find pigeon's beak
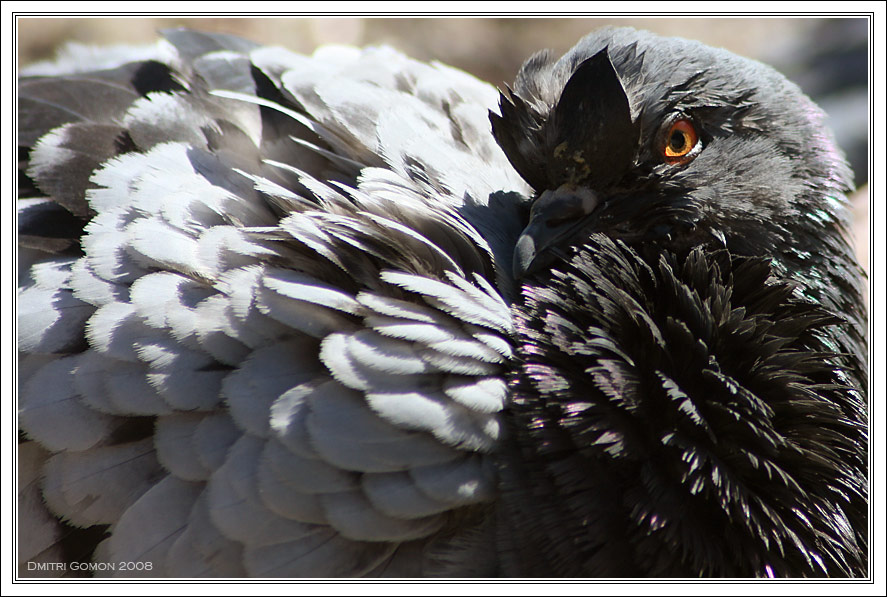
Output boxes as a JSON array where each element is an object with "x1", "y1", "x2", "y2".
[
  {"x1": 513, "y1": 185, "x2": 600, "y2": 279},
  {"x1": 506, "y1": 48, "x2": 637, "y2": 280}
]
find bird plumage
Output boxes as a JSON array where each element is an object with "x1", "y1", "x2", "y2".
[{"x1": 17, "y1": 27, "x2": 867, "y2": 578}]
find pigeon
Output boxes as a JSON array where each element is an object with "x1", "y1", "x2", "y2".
[{"x1": 17, "y1": 27, "x2": 868, "y2": 578}]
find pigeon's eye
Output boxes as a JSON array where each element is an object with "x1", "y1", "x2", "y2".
[{"x1": 662, "y1": 118, "x2": 700, "y2": 165}]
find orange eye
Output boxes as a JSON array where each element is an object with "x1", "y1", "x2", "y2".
[{"x1": 663, "y1": 119, "x2": 700, "y2": 164}]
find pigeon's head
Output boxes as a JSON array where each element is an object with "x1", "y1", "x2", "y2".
[{"x1": 490, "y1": 27, "x2": 854, "y2": 278}]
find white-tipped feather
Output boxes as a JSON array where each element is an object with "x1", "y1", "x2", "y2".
[
  {"x1": 126, "y1": 143, "x2": 275, "y2": 229},
  {"x1": 126, "y1": 218, "x2": 203, "y2": 276},
  {"x1": 365, "y1": 390, "x2": 500, "y2": 452},
  {"x1": 360, "y1": 211, "x2": 466, "y2": 274},
  {"x1": 417, "y1": 346, "x2": 502, "y2": 377},
  {"x1": 85, "y1": 301, "x2": 150, "y2": 362},
  {"x1": 192, "y1": 295, "x2": 253, "y2": 365},
  {"x1": 124, "y1": 93, "x2": 215, "y2": 151},
  {"x1": 470, "y1": 327, "x2": 514, "y2": 359},
  {"x1": 207, "y1": 268, "x2": 293, "y2": 351},
  {"x1": 139, "y1": 342, "x2": 225, "y2": 411},
  {"x1": 409, "y1": 455, "x2": 496, "y2": 505},
  {"x1": 366, "y1": 314, "x2": 459, "y2": 344},
  {"x1": 442, "y1": 375, "x2": 509, "y2": 413},
  {"x1": 425, "y1": 336, "x2": 505, "y2": 363},
  {"x1": 129, "y1": 272, "x2": 215, "y2": 345},
  {"x1": 381, "y1": 271, "x2": 512, "y2": 332},
  {"x1": 267, "y1": 384, "x2": 318, "y2": 458},
  {"x1": 358, "y1": 292, "x2": 455, "y2": 324},
  {"x1": 69, "y1": 257, "x2": 127, "y2": 307},
  {"x1": 448, "y1": 271, "x2": 513, "y2": 331},
  {"x1": 264, "y1": 159, "x2": 352, "y2": 207},
  {"x1": 338, "y1": 330, "x2": 432, "y2": 375},
  {"x1": 19, "y1": 259, "x2": 95, "y2": 354},
  {"x1": 305, "y1": 381, "x2": 458, "y2": 473},
  {"x1": 80, "y1": 210, "x2": 148, "y2": 285},
  {"x1": 196, "y1": 225, "x2": 278, "y2": 278},
  {"x1": 72, "y1": 348, "x2": 180, "y2": 417},
  {"x1": 224, "y1": 340, "x2": 320, "y2": 437},
  {"x1": 255, "y1": 283, "x2": 359, "y2": 338},
  {"x1": 210, "y1": 88, "x2": 334, "y2": 147},
  {"x1": 319, "y1": 332, "x2": 431, "y2": 393},
  {"x1": 262, "y1": 267, "x2": 362, "y2": 314},
  {"x1": 97, "y1": 355, "x2": 175, "y2": 415},
  {"x1": 87, "y1": 151, "x2": 154, "y2": 212},
  {"x1": 17, "y1": 284, "x2": 93, "y2": 354}
]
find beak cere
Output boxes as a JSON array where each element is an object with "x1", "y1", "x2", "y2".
[{"x1": 513, "y1": 185, "x2": 601, "y2": 279}]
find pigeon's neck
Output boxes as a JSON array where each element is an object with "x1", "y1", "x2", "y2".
[{"x1": 485, "y1": 239, "x2": 867, "y2": 578}]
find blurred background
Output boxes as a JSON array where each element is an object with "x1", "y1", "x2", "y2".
[{"x1": 16, "y1": 16, "x2": 869, "y2": 273}]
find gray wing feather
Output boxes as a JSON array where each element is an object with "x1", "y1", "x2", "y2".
[{"x1": 18, "y1": 28, "x2": 528, "y2": 577}]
